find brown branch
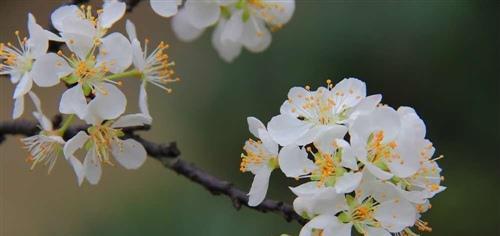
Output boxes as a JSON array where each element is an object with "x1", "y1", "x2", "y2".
[{"x1": 0, "y1": 119, "x2": 307, "y2": 225}]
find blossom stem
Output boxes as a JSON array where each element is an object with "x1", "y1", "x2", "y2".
[
  {"x1": 57, "y1": 114, "x2": 75, "y2": 136},
  {"x1": 103, "y1": 70, "x2": 143, "y2": 81}
]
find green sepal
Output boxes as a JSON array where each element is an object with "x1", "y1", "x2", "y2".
[
  {"x1": 220, "y1": 6, "x2": 231, "y2": 19},
  {"x1": 83, "y1": 83, "x2": 92, "y2": 96},
  {"x1": 337, "y1": 212, "x2": 351, "y2": 223},
  {"x1": 374, "y1": 161, "x2": 389, "y2": 171},
  {"x1": 63, "y1": 75, "x2": 79, "y2": 84},
  {"x1": 346, "y1": 195, "x2": 356, "y2": 208},
  {"x1": 353, "y1": 222, "x2": 365, "y2": 235},
  {"x1": 235, "y1": 0, "x2": 245, "y2": 9},
  {"x1": 242, "y1": 9, "x2": 250, "y2": 22},
  {"x1": 268, "y1": 157, "x2": 279, "y2": 169}
]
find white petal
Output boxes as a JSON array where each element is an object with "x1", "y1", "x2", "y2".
[
  {"x1": 221, "y1": 10, "x2": 244, "y2": 43},
  {"x1": 97, "y1": 33, "x2": 132, "y2": 73},
  {"x1": 346, "y1": 94, "x2": 381, "y2": 124},
  {"x1": 268, "y1": 114, "x2": 311, "y2": 146},
  {"x1": 150, "y1": 0, "x2": 181, "y2": 17},
  {"x1": 350, "y1": 106, "x2": 401, "y2": 143},
  {"x1": 111, "y1": 139, "x2": 147, "y2": 169},
  {"x1": 247, "y1": 116, "x2": 266, "y2": 138},
  {"x1": 59, "y1": 84, "x2": 88, "y2": 119},
  {"x1": 293, "y1": 189, "x2": 348, "y2": 217},
  {"x1": 112, "y1": 113, "x2": 151, "y2": 128},
  {"x1": 100, "y1": 0, "x2": 126, "y2": 28},
  {"x1": 314, "y1": 125, "x2": 348, "y2": 154},
  {"x1": 61, "y1": 32, "x2": 94, "y2": 59},
  {"x1": 51, "y1": 5, "x2": 80, "y2": 32},
  {"x1": 212, "y1": 18, "x2": 242, "y2": 62},
  {"x1": 28, "y1": 92, "x2": 52, "y2": 131},
  {"x1": 364, "y1": 226, "x2": 391, "y2": 236},
  {"x1": 374, "y1": 199, "x2": 417, "y2": 233},
  {"x1": 365, "y1": 162, "x2": 393, "y2": 180},
  {"x1": 336, "y1": 139, "x2": 358, "y2": 170},
  {"x1": 12, "y1": 96, "x2": 25, "y2": 119},
  {"x1": 68, "y1": 156, "x2": 85, "y2": 186},
  {"x1": 13, "y1": 73, "x2": 32, "y2": 99},
  {"x1": 324, "y1": 221, "x2": 352, "y2": 236},
  {"x1": 260, "y1": 0, "x2": 295, "y2": 25},
  {"x1": 331, "y1": 78, "x2": 366, "y2": 109},
  {"x1": 139, "y1": 82, "x2": 151, "y2": 119},
  {"x1": 399, "y1": 108, "x2": 426, "y2": 140},
  {"x1": 241, "y1": 16, "x2": 272, "y2": 53},
  {"x1": 131, "y1": 39, "x2": 146, "y2": 70},
  {"x1": 334, "y1": 172, "x2": 362, "y2": 194},
  {"x1": 44, "y1": 29, "x2": 63, "y2": 42},
  {"x1": 125, "y1": 19, "x2": 138, "y2": 41},
  {"x1": 294, "y1": 125, "x2": 329, "y2": 146},
  {"x1": 172, "y1": 8, "x2": 205, "y2": 42},
  {"x1": 84, "y1": 147, "x2": 102, "y2": 185},
  {"x1": 185, "y1": 0, "x2": 221, "y2": 29},
  {"x1": 31, "y1": 53, "x2": 72, "y2": 87},
  {"x1": 63, "y1": 131, "x2": 89, "y2": 160},
  {"x1": 290, "y1": 182, "x2": 323, "y2": 196},
  {"x1": 278, "y1": 145, "x2": 315, "y2": 178},
  {"x1": 27, "y1": 13, "x2": 49, "y2": 57},
  {"x1": 387, "y1": 143, "x2": 420, "y2": 178},
  {"x1": 248, "y1": 167, "x2": 273, "y2": 206},
  {"x1": 300, "y1": 215, "x2": 339, "y2": 236},
  {"x1": 258, "y1": 129, "x2": 279, "y2": 156},
  {"x1": 85, "y1": 83, "x2": 126, "y2": 123}
]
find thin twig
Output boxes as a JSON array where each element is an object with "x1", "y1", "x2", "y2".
[{"x1": 0, "y1": 119, "x2": 307, "y2": 225}]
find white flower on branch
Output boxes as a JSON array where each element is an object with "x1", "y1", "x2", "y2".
[
  {"x1": 240, "y1": 78, "x2": 445, "y2": 235},
  {"x1": 240, "y1": 117, "x2": 279, "y2": 206},
  {"x1": 268, "y1": 78, "x2": 380, "y2": 146},
  {"x1": 126, "y1": 19, "x2": 179, "y2": 122},
  {"x1": 297, "y1": 191, "x2": 417, "y2": 236},
  {"x1": 51, "y1": 0, "x2": 126, "y2": 58},
  {"x1": 0, "y1": 14, "x2": 62, "y2": 119},
  {"x1": 162, "y1": 0, "x2": 295, "y2": 62},
  {"x1": 21, "y1": 92, "x2": 65, "y2": 173},
  {"x1": 64, "y1": 83, "x2": 149, "y2": 185}
]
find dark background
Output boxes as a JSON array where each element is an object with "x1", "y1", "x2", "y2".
[{"x1": 0, "y1": 0, "x2": 498, "y2": 235}]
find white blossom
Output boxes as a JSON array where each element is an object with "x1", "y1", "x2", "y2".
[
  {"x1": 168, "y1": 0, "x2": 295, "y2": 62},
  {"x1": 21, "y1": 92, "x2": 65, "y2": 173},
  {"x1": 268, "y1": 78, "x2": 380, "y2": 146},
  {"x1": 240, "y1": 78, "x2": 445, "y2": 235},
  {"x1": 1, "y1": 14, "x2": 64, "y2": 118},
  {"x1": 240, "y1": 117, "x2": 279, "y2": 206},
  {"x1": 125, "y1": 20, "x2": 179, "y2": 123},
  {"x1": 63, "y1": 83, "x2": 149, "y2": 185}
]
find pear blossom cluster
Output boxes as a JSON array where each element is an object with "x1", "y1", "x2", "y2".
[
  {"x1": 240, "y1": 78, "x2": 446, "y2": 236},
  {"x1": 148, "y1": 0, "x2": 295, "y2": 62},
  {"x1": 1, "y1": 0, "x2": 178, "y2": 185}
]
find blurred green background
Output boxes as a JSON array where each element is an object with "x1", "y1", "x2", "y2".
[{"x1": 0, "y1": 0, "x2": 498, "y2": 235}]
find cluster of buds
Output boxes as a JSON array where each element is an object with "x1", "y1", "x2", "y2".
[
  {"x1": 148, "y1": 0, "x2": 295, "y2": 62},
  {"x1": 1, "y1": 0, "x2": 178, "y2": 185},
  {"x1": 240, "y1": 78, "x2": 445, "y2": 236}
]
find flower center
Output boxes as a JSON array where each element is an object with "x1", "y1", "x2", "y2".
[
  {"x1": 247, "y1": 0, "x2": 285, "y2": 31},
  {"x1": 367, "y1": 131, "x2": 398, "y2": 164},
  {"x1": 87, "y1": 124, "x2": 122, "y2": 165},
  {"x1": 240, "y1": 139, "x2": 276, "y2": 172},
  {"x1": 142, "y1": 40, "x2": 179, "y2": 93},
  {"x1": 0, "y1": 31, "x2": 33, "y2": 75},
  {"x1": 22, "y1": 134, "x2": 63, "y2": 173},
  {"x1": 75, "y1": 60, "x2": 98, "y2": 80},
  {"x1": 313, "y1": 153, "x2": 336, "y2": 186}
]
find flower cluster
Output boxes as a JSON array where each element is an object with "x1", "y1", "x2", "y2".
[
  {"x1": 240, "y1": 78, "x2": 445, "y2": 236},
  {"x1": 148, "y1": 0, "x2": 295, "y2": 62},
  {"x1": 1, "y1": 0, "x2": 178, "y2": 185}
]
